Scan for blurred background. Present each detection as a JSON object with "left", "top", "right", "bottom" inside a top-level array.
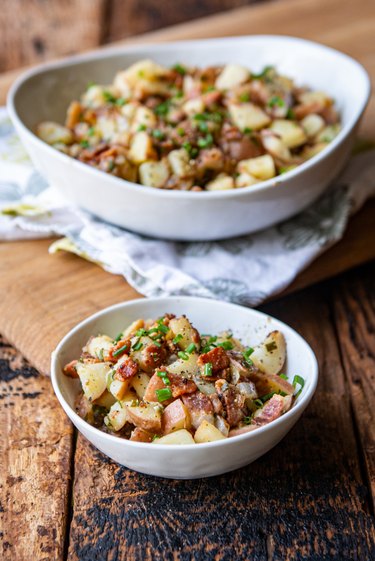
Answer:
[{"left": 0, "top": 0, "right": 267, "bottom": 73}]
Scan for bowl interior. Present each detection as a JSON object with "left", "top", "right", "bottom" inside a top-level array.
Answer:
[
  {"left": 11, "top": 35, "right": 369, "bottom": 137},
  {"left": 53, "top": 297, "right": 318, "bottom": 438}
]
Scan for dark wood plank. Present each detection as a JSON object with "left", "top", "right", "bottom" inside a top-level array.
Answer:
[
  {"left": 0, "top": 335, "right": 74, "bottom": 560},
  {"left": 66, "top": 284, "right": 375, "bottom": 560},
  {"left": 332, "top": 262, "right": 375, "bottom": 511}
]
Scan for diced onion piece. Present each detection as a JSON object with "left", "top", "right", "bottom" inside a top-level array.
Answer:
[
  {"left": 138, "top": 160, "right": 169, "bottom": 188},
  {"left": 270, "top": 119, "right": 307, "bottom": 148},
  {"left": 215, "top": 64, "right": 250, "bottom": 90},
  {"left": 228, "top": 102, "right": 271, "bottom": 131},
  {"left": 36, "top": 122, "right": 73, "bottom": 145},
  {"left": 194, "top": 420, "right": 227, "bottom": 443},
  {"left": 300, "top": 113, "right": 325, "bottom": 138},
  {"left": 214, "top": 415, "right": 230, "bottom": 437},
  {"left": 128, "top": 132, "right": 156, "bottom": 164},
  {"left": 206, "top": 173, "right": 235, "bottom": 191},
  {"left": 237, "top": 154, "right": 276, "bottom": 180},
  {"left": 168, "top": 149, "right": 192, "bottom": 178}
]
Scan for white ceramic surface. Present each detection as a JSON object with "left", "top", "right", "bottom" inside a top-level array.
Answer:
[
  {"left": 7, "top": 36, "right": 370, "bottom": 241},
  {"left": 51, "top": 297, "right": 318, "bottom": 479}
]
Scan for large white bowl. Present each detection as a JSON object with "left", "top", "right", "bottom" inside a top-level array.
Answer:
[
  {"left": 8, "top": 35, "right": 370, "bottom": 240},
  {"left": 51, "top": 297, "right": 318, "bottom": 479}
]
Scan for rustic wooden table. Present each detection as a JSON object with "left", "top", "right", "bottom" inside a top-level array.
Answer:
[{"left": 1, "top": 0, "right": 375, "bottom": 559}]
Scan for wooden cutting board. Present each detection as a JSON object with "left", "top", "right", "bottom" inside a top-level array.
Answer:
[{"left": 1, "top": 0, "right": 375, "bottom": 376}]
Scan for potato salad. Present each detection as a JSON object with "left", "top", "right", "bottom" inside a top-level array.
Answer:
[
  {"left": 37, "top": 59, "right": 340, "bottom": 191},
  {"left": 64, "top": 314, "right": 305, "bottom": 444}
]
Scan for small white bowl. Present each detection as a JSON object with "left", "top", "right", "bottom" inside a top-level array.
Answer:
[
  {"left": 7, "top": 35, "right": 370, "bottom": 241},
  {"left": 51, "top": 297, "right": 318, "bottom": 479}
]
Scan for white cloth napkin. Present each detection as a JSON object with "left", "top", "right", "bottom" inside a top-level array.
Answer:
[{"left": 1, "top": 107, "right": 374, "bottom": 306}]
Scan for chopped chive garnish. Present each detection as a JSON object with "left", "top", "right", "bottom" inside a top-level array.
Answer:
[
  {"left": 177, "top": 127, "right": 185, "bottom": 136},
  {"left": 172, "top": 63, "right": 187, "bottom": 75},
  {"left": 98, "top": 348, "right": 104, "bottom": 361},
  {"left": 178, "top": 351, "right": 189, "bottom": 361},
  {"left": 156, "top": 387, "right": 173, "bottom": 402},
  {"left": 136, "top": 328, "right": 148, "bottom": 336},
  {"left": 87, "top": 127, "right": 95, "bottom": 136},
  {"left": 198, "top": 121, "right": 209, "bottom": 133},
  {"left": 243, "top": 127, "right": 253, "bottom": 134},
  {"left": 286, "top": 108, "right": 295, "bottom": 120},
  {"left": 239, "top": 92, "right": 250, "bottom": 102},
  {"left": 147, "top": 327, "right": 158, "bottom": 334},
  {"left": 157, "top": 370, "right": 170, "bottom": 385},
  {"left": 152, "top": 434, "right": 160, "bottom": 441},
  {"left": 103, "top": 90, "right": 117, "bottom": 104},
  {"left": 279, "top": 373, "right": 288, "bottom": 380},
  {"left": 154, "top": 101, "right": 170, "bottom": 117},
  {"left": 114, "top": 331, "right": 123, "bottom": 343},
  {"left": 173, "top": 334, "right": 183, "bottom": 344},
  {"left": 80, "top": 140, "right": 90, "bottom": 148},
  {"left": 216, "top": 341, "right": 234, "bottom": 350},
  {"left": 293, "top": 375, "right": 305, "bottom": 397},
  {"left": 152, "top": 129, "right": 166, "bottom": 140},
  {"left": 268, "top": 96, "right": 285, "bottom": 108},
  {"left": 243, "top": 347, "right": 254, "bottom": 365},
  {"left": 186, "top": 343, "right": 196, "bottom": 354},
  {"left": 157, "top": 322, "right": 169, "bottom": 334},
  {"left": 113, "top": 343, "right": 128, "bottom": 357},
  {"left": 203, "top": 363, "right": 213, "bottom": 377},
  {"left": 152, "top": 340, "right": 162, "bottom": 348},
  {"left": 251, "top": 65, "right": 274, "bottom": 80},
  {"left": 132, "top": 339, "right": 143, "bottom": 351},
  {"left": 137, "top": 124, "right": 147, "bottom": 132},
  {"left": 254, "top": 399, "right": 263, "bottom": 408},
  {"left": 115, "top": 97, "right": 126, "bottom": 106},
  {"left": 87, "top": 81, "right": 96, "bottom": 89},
  {"left": 243, "top": 415, "right": 252, "bottom": 425},
  {"left": 197, "top": 133, "right": 214, "bottom": 148}
]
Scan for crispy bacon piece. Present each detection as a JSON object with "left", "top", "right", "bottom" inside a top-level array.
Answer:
[
  {"left": 63, "top": 360, "right": 79, "bottom": 378},
  {"left": 144, "top": 371, "right": 197, "bottom": 402},
  {"left": 141, "top": 343, "right": 168, "bottom": 373},
  {"left": 215, "top": 379, "right": 246, "bottom": 427},
  {"left": 105, "top": 339, "right": 131, "bottom": 362},
  {"left": 252, "top": 394, "right": 285, "bottom": 426},
  {"left": 114, "top": 356, "right": 138, "bottom": 381},
  {"left": 182, "top": 391, "right": 214, "bottom": 429},
  {"left": 198, "top": 346, "right": 230, "bottom": 373},
  {"left": 65, "top": 101, "right": 82, "bottom": 129}
]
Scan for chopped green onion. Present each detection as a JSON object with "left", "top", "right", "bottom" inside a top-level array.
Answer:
[
  {"left": 113, "top": 343, "right": 128, "bottom": 357},
  {"left": 178, "top": 351, "right": 189, "bottom": 361},
  {"left": 243, "top": 415, "right": 252, "bottom": 425},
  {"left": 194, "top": 112, "right": 222, "bottom": 123},
  {"left": 239, "top": 92, "right": 250, "bottom": 102},
  {"left": 80, "top": 140, "right": 90, "bottom": 148},
  {"left": 243, "top": 127, "right": 253, "bottom": 134},
  {"left": 216, "top": 341, "right": 234, "bottom": 350},
  {"left": 203, "top": 362, "right": 213, "bottom": 377},
  {"left": 103, "top": 90, "right": 117, "bottom": 104},
  {"left": 172, "top": 63, "right": 187, "bottom": 75},
  {"left": 286, "top": 108, "right": 295, "bottom": 120},
  {"left": 254, "top": 399, "right": 264, "bottom": 408},
  {"left": 137, "top": 124, "right": 147, "bottom": 132},
  {"left": 152, "top": 340, "right": 162, "bottom": 348},
  {"left": 186, "top": 343, "right": 196, "bottom": 354},
  {"left": 173, "top": 334, "right": 183, "bottom": 344},
  {"left": 251, "top": 65, "right": 274, "bottom": 80},
  {"left": 208, "top": 336, "right": 217, "bottom": 344},
  {"left": 114, "top": 331, "right": 123, "bottom": 343},
  {"left": 177, "top": 127, "right": 185, "bottom": 136},
  {"left": 87, "top": 81, "right": 96, "bottom": 89},
  {"left": 87, "top": 127, "right": 95, "bottom": 137},
  {"left": 157, "top": 370, "right": 170, "bottom": 386},
  {"left": 136, "top": 328, "right": 148, "bottom": 336},
  {"left": 198, "top": 121, "right": 209, "bottom": 133},
  {"left": 243, "top": 347, "right": 254, "bottom": 365},
  {"left": 115, "top": 97, "right": 126, "bottom": 106},
  {"left": 157, "top": 321, "right": 169, "bottom": 334},
  {"left": 279, "top": 373, "right": 288, "bottom": 380},
  {"left": 293, "top": 375, "right": 305, "bottom": 397},
  {"left": 174, "top": 90, "right": 183, "bottom": 98},
  {"left": 154, "top": 101, "right": 170, "bottom": 117},
  {"left": 268, "top": 96, "right": 285, "bottom": 108},
  {"left": 152, "top": 129, "right": 166, "bottom": 140},
  {"left": 156, "top": 387, "right": 173, "bottom": 402},
  {"left": 132, "top": 339, "right": 143, "bottom": 351},
  {"left": 152, "top": 434, "right": 160, "bottom": 441},
  {"left": 197, "top": 134, "right": 214, "bottom": 148},
  {"left": 147, "top": 327, "right": 158, "bottom": 334},
  {"left": 182, "top": 141, "right": 192, "bottom": 153},
  {"left": 98, "top": 348, "right": 104, "bottom": 361}
]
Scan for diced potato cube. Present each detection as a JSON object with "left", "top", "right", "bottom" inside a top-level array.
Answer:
[
  {"left": 300, "top": 114, "right": 325, "bottom": 138},
  {"left": 301, "top": 142, "right": 328, "bottom": 160},
  {"left": 261, "top": 133, "right": 291, "bottom": 161},
  {"left": 128, "top": 132, "right": 156, "bottom": 165},
  {"left": 162, "top": 399, "right": 191, "bottom": 434},
  {"left": 215, "top": 64, "right": 250, "bottom": 90},
  {"left": 183, "top": 98, "right": 205, "bottom": 116},
  {"left": 168, "top": 149, "right": 192, "bottom": 178},
  {"left": 131, "top": 372, "right": 151, "bottom": 399},
  {"left": 194, "top": 420, "right": 227, "bottom": 443},
  {"left": 93, "top": 390, "right": 116, "bottom": 409},
  {"left": 237, "top": 154, "right": 276, "bottom": 180},
  {"left": 250, "top": 331, "right": 286, "bottom": 376},
  {"left": 105, "top": 401, "right": 128, "bottom": 431},
  {"left": 316, "top": 124, "right": 341, "bottom": 143},
  {"left": 206, "top": 173, "right": 235, "bottom": 191},
  {"left": 155, "top": 429, "right": 195, "bottom": 445},
  {"left": 120, "top": 101, "right": 139, "bottom": 120},
  {"left": 126, "top": 402, "right": 162, "bottom": 433},
  {"left": 298, "top": 90, "right": 330, "bottom": 108},
  {"left": 143, "top": 373, "right": 166, "bottom": 402},
  {"left": 235, "top": 172, "right": 259, "bottom": 188},
  {"left": 270, "top": 119, "right": 307, "bottom": 148},
  {"left": 36, "top": 122, "right": 73, "bottom": 145},
  {"left": 86, "top": 335, "right": 114, "bottom": 359},
  {"left": 108, "top": 377, "right": 132, "bottom": 401},
  {"left": 76, "top": 362, "right": 111, "bottom": 401},
  {"left": 166, "top": 353, "right": 199, "bottom": 378},
  {"left": 81, "top": 85, "right": 111, "bottom": 108},
  {"left": 119, "top": 59, "right": 169, "bottom": 83},
  {"left": 228, "top": 102, "right": 271, "bottom": 131},
  {"left": 139, "top": 160, "right": 169, "bottom": 188},
  {"left": 169, "top": 316, "right": 200, "bottom": 351},
  {"left": 131, "top": 106, "right": 157, "bottom": 133}
]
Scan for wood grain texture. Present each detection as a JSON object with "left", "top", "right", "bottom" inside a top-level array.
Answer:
[
  {"left": 66, "top": 283, "right": 375, "bottom": 560},
  {"left": 0, "top": 0, "right": 106, "bottom": 72},
  {"left": 0, "top": 335, "right": 74, "bottom": 560},
  {"left": 332, "top": 265, "right": 375, "bottom": 512}
]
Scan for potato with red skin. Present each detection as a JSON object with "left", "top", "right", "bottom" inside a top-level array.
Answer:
[
  {"left": 126, "top": 402, "right": 162, "bottom": 433},
  {"left": 63, "top": 360, "right": 79, "bottom": 378},
  {"left": 143, "top": 373, "right": 169, "bottom": 403},
  {"left": 252, "top": 394, "right": 285, "bottom": 426},
  {"left": 130, "top": 427, "right": 154, "bottom": 443},
  {"left": 144, "top": 371, "right": 197, "bottom": 403},
  {"left": 182, "top": 392, "right": 214, "bottom": 429},
  {"left": 131, "top": 336, "right": 168, "bottom": 373},
  {"left": 162, "top": 399, "right": 191, "bottom": 435}
]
